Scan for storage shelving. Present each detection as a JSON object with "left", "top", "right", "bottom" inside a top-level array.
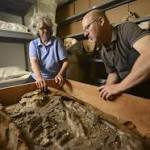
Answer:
[
  {"left": 57, "top": 0, "right": 135, "bottom": 26},
  {"left": 0, "top": 0, "right": 35, "bottom": 70}
]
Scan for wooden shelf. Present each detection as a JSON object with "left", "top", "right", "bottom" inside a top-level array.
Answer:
[
  {"left": 0, "top": 30, "right": 34, "bottom": 42},
  {"left": 62, "top": 15, "right": 150, "bottom": 40},
  {"left": 57, "top": 0, "right": 75, "bottom": 9},
  {"left": 114, "top": 15, "right": 150, "bottom": 26},
  {"left": 58, "top": 0, "right": 134, "bottom": 26},
  {"left": 0, "top": 0, "right": 36, "bottom": 16},
  {"left": 133, "top": 15, "right": 150, "bottom": 24},
  {"left": 0, "top": 0, "right": 36, "bottom": 70}
]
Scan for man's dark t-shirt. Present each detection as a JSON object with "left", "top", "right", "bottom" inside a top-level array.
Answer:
[{"left": 101, "top": 22, "right": 150, "bottom": 98}]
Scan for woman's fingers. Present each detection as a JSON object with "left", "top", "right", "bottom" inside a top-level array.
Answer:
[
  {"left": 55, "top": 75, "right": 64, "bottom": 86},
  {"left": 36, "top": 79, "right": 47, "bottom": 90}
]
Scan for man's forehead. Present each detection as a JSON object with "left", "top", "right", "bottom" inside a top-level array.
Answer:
[
  {"left": 83, "top": 12, "right": 99, "bottom": 24},
  {"left": 84, "top": 12, "right": 95, "bottom": 19},
  {"left": 83, "top": 15, "right": 93, "bottom": 26}
]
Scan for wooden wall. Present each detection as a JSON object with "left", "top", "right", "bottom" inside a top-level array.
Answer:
[{"left": 56, "top": 0, "right": 150, "bottom": 38}]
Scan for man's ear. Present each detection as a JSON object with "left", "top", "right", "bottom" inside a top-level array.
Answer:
[{"left": 98, "top": 17, "right": 104, "bottom": 26}]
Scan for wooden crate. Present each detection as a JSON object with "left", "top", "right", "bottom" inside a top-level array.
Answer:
[{"left": 0, "top": 79, "right": 150, "bottom": 137}]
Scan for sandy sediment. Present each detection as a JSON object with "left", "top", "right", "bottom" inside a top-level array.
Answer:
[
  {"left": 0, "top": 110, "right": 29, "bottom": 150},
  {"left": 0, "top": 89, "right": 144, "bottom": 150}
]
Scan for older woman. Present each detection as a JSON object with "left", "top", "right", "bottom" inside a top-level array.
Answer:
[{"left": 27, "top": 13, "right": 69, "bottom": 89}]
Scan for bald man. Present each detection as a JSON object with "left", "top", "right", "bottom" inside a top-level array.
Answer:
[{"left": 82, "top": 9, "right": 150, "bottom": 100}]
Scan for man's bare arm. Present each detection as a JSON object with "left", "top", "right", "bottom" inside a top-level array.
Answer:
[
  {"left": 119, "top": 35, "right": 150, "bottom": 91},
  {"left": 106, "top": 72, "right": 118, "bottom": 85}
]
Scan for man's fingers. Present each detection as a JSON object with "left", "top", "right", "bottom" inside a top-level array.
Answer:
[
  {"left": 105, "top": 93, "right": 112, "bottom": 100},
  {"left": 98, "top": 84, "right": 118, "bottom": 101},
  {"left": 100, "top": 90, "right": 114, "bottom": 101},
  {"left": 108, "top": 95, "right": 116, "bottom": 101},
  {"left": 99, "top": 88, "right": 106, "bottom": 99},
  {"left": 98, "top": 85, "right": 105, "bottom": 91},
  {"left": 99, "top": 87, "right": 111, "bottom": 100},
  {"left": 100, "top": 89, "right": 108, "bottom": 100}
]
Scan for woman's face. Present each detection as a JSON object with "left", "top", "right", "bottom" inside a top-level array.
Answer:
[{"left": 38, "top": 22, "right": 52, "bottom": 42}]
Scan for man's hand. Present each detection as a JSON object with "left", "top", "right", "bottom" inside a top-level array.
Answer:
[
  {"left": 98, "top": 83, "right": 123, "bottom": 100},
  {"left": 54, "top": 74, "right": 64, "bottom": 86},
  {"left": 36, "top": 76, "right": 47, "bottom": 90}
]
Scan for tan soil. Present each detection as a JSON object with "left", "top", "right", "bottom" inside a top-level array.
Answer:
[
  {"left": 0, "top": 111, "right": 29, "bottom": 150},
  {"left": 0, "top": 89, "right": 145, "bottom": 150}
]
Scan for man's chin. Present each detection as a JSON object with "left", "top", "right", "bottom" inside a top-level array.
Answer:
[
  {"left": 92, "top": 37, "right": 102, "bottom": 45},
  {"left": 89, "top": 37, "right": 96, "bottom": 42}
]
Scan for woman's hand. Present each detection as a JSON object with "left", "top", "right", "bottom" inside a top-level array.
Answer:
[
  {"left": 36, "top": 76, "right": 47, "bottom": 90},
  {"left": 54, "top": 74, "right": 64, "bottom": 86}
]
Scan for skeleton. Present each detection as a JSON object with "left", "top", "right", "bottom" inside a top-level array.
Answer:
[{"left": 1, "top": 88, "right": 144, "bottom": 150}]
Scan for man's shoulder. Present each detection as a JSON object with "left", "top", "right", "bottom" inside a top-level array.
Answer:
[
  {"left": 119, "top": 21, "right": 136, "bottom": 26},
  {"left": 116, "top": 21, "right": 137, "bottom": 31},
  {"left": 114, "top": 22, "right": 142, "bottom": 41}
]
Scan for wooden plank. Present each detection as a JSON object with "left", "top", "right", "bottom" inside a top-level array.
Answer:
[
  {"left": 0, "top": 80, "right": 59, "bottom": 105},
  {"left": 63, "top": 80, "right": 150, "bottom": 137}
]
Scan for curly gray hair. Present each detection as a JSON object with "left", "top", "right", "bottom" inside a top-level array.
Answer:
[{"left": 29, "top": 13, "right": 53, "bottom": 36}]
